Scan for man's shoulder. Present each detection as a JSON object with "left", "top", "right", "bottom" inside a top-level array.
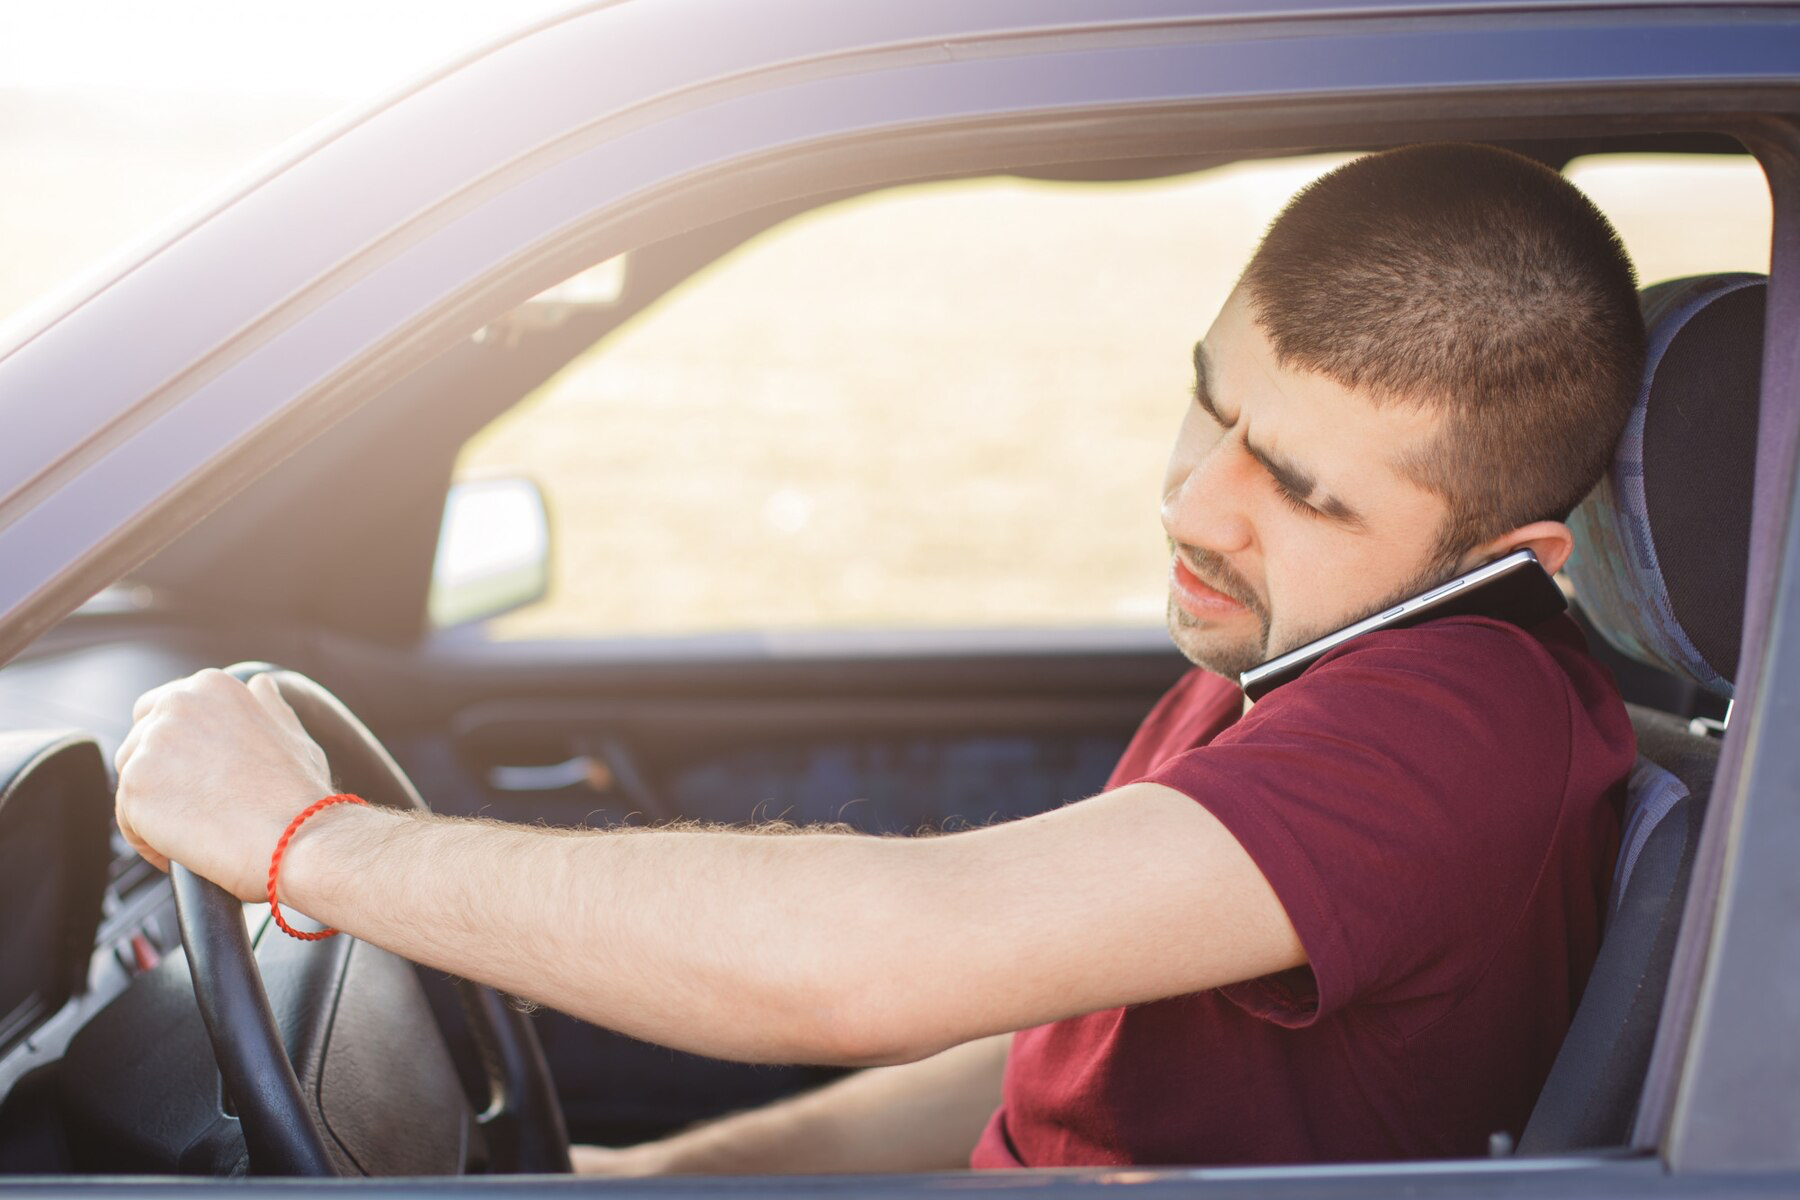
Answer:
[
  {"left": 1237, "top": 612, "right": 1626, "bottom": 758},
  {"left": 1144, "top": 610, "right": 1630, "bottom": 1033},
  {"left": 1304, "top": 612, "right": 1592, "bottom": 701}
]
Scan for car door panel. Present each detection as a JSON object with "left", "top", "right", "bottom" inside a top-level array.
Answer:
[{"left": 334, "top": 629, "right": 1187, "bottom": 1143}]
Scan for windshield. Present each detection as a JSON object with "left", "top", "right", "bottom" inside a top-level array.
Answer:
[{"left": 0, "top": 1, "right": 571, "bottom": 328}]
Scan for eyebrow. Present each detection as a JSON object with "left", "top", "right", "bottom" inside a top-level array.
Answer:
[{"left": 1191, "top": 341, "right": 1366, "bottom": 529}]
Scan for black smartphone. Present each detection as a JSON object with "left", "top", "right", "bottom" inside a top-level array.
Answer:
[{"left": 1237, "top": 548, "right": 1567, "bottom": 701}]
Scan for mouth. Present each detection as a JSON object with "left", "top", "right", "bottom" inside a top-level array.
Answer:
[{"left": 1169, "top": 555, "right": 1251, "bottom": 620}]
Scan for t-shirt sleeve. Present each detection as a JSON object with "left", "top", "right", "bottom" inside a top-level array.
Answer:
[{"left": 1138, "top": 617, "right": 1578, "bottom": 1033}]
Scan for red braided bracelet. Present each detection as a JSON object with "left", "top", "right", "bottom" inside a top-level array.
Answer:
[{"left": 267, "top": 793, "right": 367, "bottom": 941}]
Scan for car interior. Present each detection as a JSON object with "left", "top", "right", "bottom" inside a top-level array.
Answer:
[{"left": 0, "top": 133, "right": 1768, "bottom": 1177}]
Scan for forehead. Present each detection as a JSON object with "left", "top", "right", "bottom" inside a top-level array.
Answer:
[{"left": 1200, "top": 289, "right": 1445, "bottom": 510}]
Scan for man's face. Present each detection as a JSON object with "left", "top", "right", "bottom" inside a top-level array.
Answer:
[{"left": 1162, "top": 287, "right": 1456, "bottom": 680}]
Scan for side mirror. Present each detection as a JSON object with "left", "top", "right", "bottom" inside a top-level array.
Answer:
[{"left": 429, "top": 477, "right": 552, "bottom": 628}]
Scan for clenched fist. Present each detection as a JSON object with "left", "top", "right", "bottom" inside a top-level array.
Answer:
[{"left": 114, "top": 669, "right": 337, "bottom": 901}]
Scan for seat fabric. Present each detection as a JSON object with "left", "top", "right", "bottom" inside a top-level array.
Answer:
[
  {"left": 1519, "top": 274, "right": 1761, "bottom": 1154},
  {"left": 1517, "top": 708, "right": 1717, "bottom": 1152}
]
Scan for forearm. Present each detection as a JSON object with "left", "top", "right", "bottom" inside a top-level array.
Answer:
[
  {"left": 280, "top": 803, "right": 944, "bottom": 1065},
  {"left": 121, "top": 671, "right": 1303, "bottom": 1075},
  {"left": 591, "top": 1034, "right": 1010, "bottom": 1175}
]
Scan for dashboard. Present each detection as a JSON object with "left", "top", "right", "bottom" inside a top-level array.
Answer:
[
  {"left": 0, "top": 619, "right": 490, "bottom": 1177},
  {"left": 0, "top": 735, "right": 110, "bottom": 1048},
  {"left": 0, "top": 627, "right": 252, "bottom": 1160},
  {"left": 0, "top": 733, "right": 115, "bottom": 1113}
]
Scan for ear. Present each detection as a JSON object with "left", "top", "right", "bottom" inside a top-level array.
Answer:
[{"left": 1456, "top": 520, "right": 1575, "bottom": 577}]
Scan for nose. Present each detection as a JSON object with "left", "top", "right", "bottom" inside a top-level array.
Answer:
[{"left": 1162, "top": 430, "right": 1255, "bottom": 556}]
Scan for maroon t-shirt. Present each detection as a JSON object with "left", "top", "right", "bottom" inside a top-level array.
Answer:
[{"left": 972, "top": 614, "right": 1633, "bottom": 1168}]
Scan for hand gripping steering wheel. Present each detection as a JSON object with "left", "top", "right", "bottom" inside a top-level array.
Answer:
[{"left": 167, "top": 664, "right": 571, "bottom": 1176}]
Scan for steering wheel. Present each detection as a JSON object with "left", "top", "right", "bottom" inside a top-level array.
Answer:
[{"left": 167, "top": 663, "right": 572, "bottom": 1176}]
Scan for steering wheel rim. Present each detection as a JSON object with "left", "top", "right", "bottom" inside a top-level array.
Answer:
[{"left": 168, "top": 663, "right": 572, "bottom": 1176}]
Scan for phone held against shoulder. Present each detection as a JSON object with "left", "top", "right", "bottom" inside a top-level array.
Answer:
[{"left": 1238, "top": 549, "right": 1568, "bottom": 702}]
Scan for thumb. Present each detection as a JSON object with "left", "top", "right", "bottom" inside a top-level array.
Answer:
[{"left": 247, "top": 673, "right": 309, "bottom": 739}]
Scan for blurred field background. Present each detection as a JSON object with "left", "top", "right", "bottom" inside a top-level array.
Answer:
[{"left": 0, "top": 5, "right": 1775, "bottom": 641}]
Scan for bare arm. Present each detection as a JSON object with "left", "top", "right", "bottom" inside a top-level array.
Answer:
[
  {"left": 114, "top": 670, "right": 1304, "bottom": 1066},
  {"left": 575, "top": 1034, "right": 1009, "bottom": 1175}
]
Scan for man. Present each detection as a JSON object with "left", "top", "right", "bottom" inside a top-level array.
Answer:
[{"left": 113, "top": 142, "right": 1643, "bottom": 1170}]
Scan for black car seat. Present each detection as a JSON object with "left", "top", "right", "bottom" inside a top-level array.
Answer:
[{"left": 1519, "top": 273, "right": 1764, "bottom": 1153}]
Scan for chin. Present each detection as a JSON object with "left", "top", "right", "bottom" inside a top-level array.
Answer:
[{"left": 1166, "top": 600, "right": 1265, "bottom": 680}]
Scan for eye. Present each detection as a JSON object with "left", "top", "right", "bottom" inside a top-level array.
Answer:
[{"left": 1271, "top": 476, "right": 1320, "bottom": 517}]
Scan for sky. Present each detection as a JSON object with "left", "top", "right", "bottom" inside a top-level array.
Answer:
[
  {"left": 0, "top": 1, "right": 576, "bottom": 99},
  {"left": 0, "top": 1, "right": 585, "bottom": 322}
]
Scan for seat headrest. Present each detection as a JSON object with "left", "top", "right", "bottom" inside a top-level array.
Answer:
[{"left": 1566, "top": 273, "right": 1764, "bottom": 699}]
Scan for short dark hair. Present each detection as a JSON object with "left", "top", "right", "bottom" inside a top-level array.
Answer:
[{"left": 1240, "top": 142, "right": 1645, "bottom": 560}]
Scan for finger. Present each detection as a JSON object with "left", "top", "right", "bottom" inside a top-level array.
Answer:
[
  {"left": 247, "top": 675, "right": 334, "bottom": 783},
  {"left": 113, "top": 796, "right": 170, "bottom": 874},
  {"left": 113, "top": 717, "right": 147, "bottom": 778},
  {"left": 131, "top": 678, "right": 183, "bottom": 723},
  {"left": 247, "top": 673, "right": 309, "bottom": 739},
  {"left": 132, "top": 666, "right": 233, "bottom": 722}
]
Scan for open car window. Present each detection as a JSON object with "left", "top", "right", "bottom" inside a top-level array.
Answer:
[
  {"left": 445, "top": 151, "right": 1773, "bottom": 644},
  {"left": 1564, "top": 153, "right": 1771, "bottom": 280},
  {"left": 446, "top": 156, "right": 1359, "bottom": 639}
]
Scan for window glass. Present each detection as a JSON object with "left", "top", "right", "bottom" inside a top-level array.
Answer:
[
  {"left": 459, "top": 156, "right": 1357, "bottom": 639},
  {"left": 0, "top": 2, "right": 568, "bottom": 326},
  {"left": 1563, "top": 154, "right": 1770, "bottom": 280},
  {"left": 456, "top": 151, "right": 1772, "bottom": 640}
]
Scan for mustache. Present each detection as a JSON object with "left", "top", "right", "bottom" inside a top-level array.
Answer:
[{"left": 1170, "top": 542, "right": 1269, "bottom": 620}]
